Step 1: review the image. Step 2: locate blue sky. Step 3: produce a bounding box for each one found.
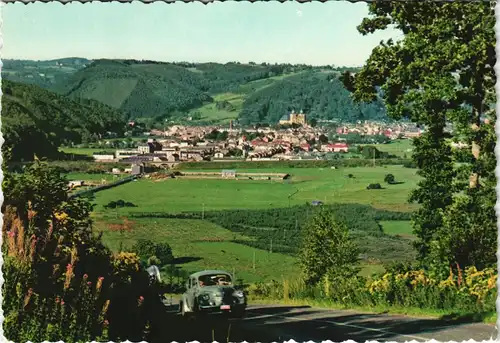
[2,1,401,66]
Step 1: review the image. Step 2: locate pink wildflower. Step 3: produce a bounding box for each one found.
[83,274,88,279]
[7,231,15,238]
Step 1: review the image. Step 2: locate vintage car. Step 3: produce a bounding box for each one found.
[179,270,247,318]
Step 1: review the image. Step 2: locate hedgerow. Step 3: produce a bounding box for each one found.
[130,204,414,263]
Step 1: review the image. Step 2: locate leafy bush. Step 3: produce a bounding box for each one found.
[2,162,164,343]
[384,174,395,184]
[132,239,174,266]
[367,183,382,190]
[403,160,418,168]
[104,199,137,209]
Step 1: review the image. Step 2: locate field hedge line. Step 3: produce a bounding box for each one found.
[176,158,414,170]
[130,204,415,263]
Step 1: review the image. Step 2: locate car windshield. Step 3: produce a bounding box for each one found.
[198,274,232,286]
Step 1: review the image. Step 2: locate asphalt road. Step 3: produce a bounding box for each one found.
[161,303,498,342]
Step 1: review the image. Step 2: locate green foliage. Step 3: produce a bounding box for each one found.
[358,145,394,159]
[299,209,360,285]
[248,266,496,315]
[131,239,174,266]
[2,79,126,161]
[384,174,395,184]
[177,158,410,170]
[347,1,497,269]
[2,161,164,342]
[366,183,382,190]
[204,129,229,141]
[104,200,137,209]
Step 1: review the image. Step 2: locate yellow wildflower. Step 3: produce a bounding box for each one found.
[54,212,69,223]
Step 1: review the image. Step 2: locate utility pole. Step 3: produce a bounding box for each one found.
[373,148,375,167]
[270,238,273,254]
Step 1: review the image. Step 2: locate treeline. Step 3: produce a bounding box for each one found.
[238,71,387,125]
[176,157,414,170]
[2,80,127,162]
[129,204,414,263]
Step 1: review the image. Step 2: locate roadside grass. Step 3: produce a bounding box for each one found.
[249,298,497,324]
[380,220,415,240]
[92,165,420,213]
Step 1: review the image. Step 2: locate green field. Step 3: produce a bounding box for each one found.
[366,140,414,158]
[380,220,415,240]
[91,165,420,283]
[95,217,298,283]
[93,166,419,213]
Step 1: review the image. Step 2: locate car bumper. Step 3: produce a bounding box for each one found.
[198,303,246,313]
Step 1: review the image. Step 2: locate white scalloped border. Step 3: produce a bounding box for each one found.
[0,1,499,342]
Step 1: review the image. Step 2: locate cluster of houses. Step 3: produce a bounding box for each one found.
[92,120,424,164]
[335,121,423,139]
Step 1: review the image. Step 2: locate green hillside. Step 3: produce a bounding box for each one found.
[2,58,386,125]
[238,71,387,125]
[1,79,126,161]
[1,58,91,89]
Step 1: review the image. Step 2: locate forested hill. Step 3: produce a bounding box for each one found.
[1,79,126,162]
[238,71,386,125]
[2,58,387,125]
[51,59,316,119]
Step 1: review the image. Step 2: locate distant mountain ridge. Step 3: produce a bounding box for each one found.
[2,58,387,125]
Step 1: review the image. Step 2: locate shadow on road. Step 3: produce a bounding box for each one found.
[149,304,497,343]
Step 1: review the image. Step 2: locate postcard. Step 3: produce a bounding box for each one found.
[1,1,498,342]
